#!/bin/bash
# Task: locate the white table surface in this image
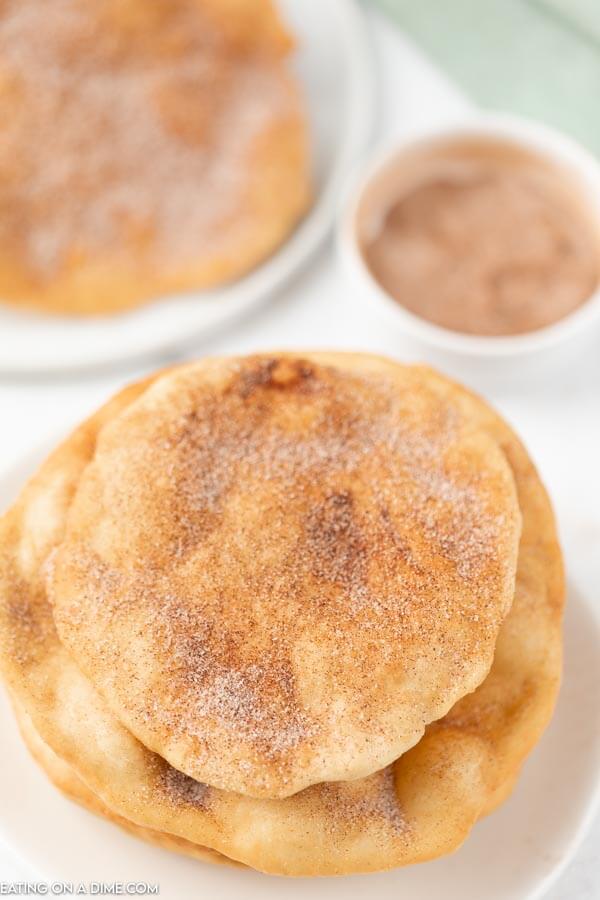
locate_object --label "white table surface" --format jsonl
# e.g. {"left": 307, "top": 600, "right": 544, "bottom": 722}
{"left": 0, "top": 7, "right": 598, "bottom": 898}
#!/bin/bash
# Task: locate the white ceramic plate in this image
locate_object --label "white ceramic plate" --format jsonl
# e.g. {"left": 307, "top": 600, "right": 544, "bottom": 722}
{"left": 0, "top": 0, "right": 375, "bottom": 375}
{"left": 0, "top": 445, "right": 599, "bottom": 899}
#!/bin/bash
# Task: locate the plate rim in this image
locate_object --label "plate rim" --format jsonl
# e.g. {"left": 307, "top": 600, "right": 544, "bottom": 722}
{"left": 0, "top": 0, "right": 377, "bottom": 376}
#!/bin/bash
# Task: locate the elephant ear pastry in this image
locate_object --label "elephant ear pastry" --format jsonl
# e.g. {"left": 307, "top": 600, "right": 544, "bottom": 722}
{"left": 0, "top": 353, "right": 563, "bottom": 875}
{"left": 48, "top": 354, "right": 520, "bottom": 798}
{"left": 0, "top": 0, "right": 310, "bottom": 315}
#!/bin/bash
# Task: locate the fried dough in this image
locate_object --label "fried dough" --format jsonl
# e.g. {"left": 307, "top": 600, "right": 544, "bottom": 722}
{"left": 0, "top": 1, "right": 310, "bottom": 314}
{"left": 0, "top": 354, "right": 563, "bottom": 875}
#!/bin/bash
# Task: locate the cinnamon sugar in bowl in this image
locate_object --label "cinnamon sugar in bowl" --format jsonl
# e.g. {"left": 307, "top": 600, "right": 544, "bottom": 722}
{"left": 339, "top": 115, "right": 600, "bottom": 368}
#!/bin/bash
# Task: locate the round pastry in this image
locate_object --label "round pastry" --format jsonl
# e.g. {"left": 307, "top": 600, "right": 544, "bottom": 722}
{"left": 48, "top": 355, "right": 520, "bottom": 798}
{"left": 12, "top": 698, "right": 241, "bottom": 868}
{"left": 0, "top": 353, "right": 563, "bottom": 875}
{"left": 0, "top": 0, "right": 310, "bottom": 315}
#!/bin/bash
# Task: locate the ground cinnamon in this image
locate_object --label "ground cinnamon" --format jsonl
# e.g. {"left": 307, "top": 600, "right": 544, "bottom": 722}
{"left": 360, "top": 138, "right": 600, "bottom": 336}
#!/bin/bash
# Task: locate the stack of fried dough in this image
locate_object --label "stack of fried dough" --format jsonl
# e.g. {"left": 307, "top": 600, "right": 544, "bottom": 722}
{"left": 0, "top": 353, "right": 564, "bottom": 876}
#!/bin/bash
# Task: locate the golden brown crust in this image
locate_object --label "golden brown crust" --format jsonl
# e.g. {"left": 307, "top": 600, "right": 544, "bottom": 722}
{"left": 49, "top": 355, "right": 520, "bottom": 797}
{"left": 0, "top": 353, "right": 564, "bottom": 875}
{"left": 11, "top": 697, "right": 241, "bottom": 868}
{"left": 0, "top": 0, "right": 310, "bottom": 315}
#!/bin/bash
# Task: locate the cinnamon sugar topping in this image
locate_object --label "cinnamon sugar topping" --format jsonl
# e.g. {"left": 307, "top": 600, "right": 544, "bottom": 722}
{"left": 49, "top": 355, "right": 521, "bottom": 797}
{"left": 0, "top": 0, "right": 293, "bottom": 277}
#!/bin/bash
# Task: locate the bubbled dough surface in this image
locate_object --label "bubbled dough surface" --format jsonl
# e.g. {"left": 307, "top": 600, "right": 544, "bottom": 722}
{"left": 0, "top": 353, "right": 564, "bottom": 875}
{"left": 49, "top": 354, "right": 521, "bottom": 798}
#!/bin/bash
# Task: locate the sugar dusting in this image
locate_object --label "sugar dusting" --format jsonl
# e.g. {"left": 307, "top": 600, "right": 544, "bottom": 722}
{"left": 161, "top": 765, "right": 210, "bottom": 809}
{"left": 4, "top": 586, "right": 54, "bottom": 667}
{"left": 51, "top": 357, "right": 518, "bottom": 792}
{"left": 0, "top": 0, "right": 293, "bottom": 276}
{"left": 316, "top": 767, "right": 407, "bottom": 837}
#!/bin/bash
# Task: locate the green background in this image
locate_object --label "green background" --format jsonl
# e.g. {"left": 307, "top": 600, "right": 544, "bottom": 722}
{"left": 373, "top": 0, "right": 600, "bottom": 155}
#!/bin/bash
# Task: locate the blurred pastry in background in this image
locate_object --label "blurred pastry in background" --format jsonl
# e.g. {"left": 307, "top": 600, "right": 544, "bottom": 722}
{"left": 0, "top": 0, "right": 311, "bottom": 315}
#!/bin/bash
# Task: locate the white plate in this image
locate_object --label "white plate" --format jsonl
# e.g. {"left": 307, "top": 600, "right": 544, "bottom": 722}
{"left": 0, "top": 445, "right": 599, "bottom": 899}
{"left": 0, "top": 0, "right": 375, "bottom": 375}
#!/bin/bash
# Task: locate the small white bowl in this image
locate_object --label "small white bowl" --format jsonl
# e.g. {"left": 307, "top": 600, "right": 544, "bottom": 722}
{"left": 338, "top": 113, "right": 600, "bottom": 377}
